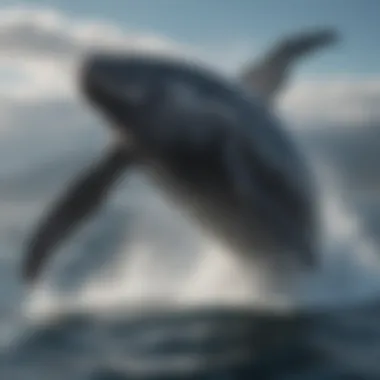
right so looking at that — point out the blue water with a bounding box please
[1,120,380,379]
[3,304,380,379]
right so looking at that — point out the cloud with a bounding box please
[0,5,252,100]
[0,6,181,59]
[0,6,180,100]
[281,77,380,128]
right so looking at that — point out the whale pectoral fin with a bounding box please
[240,29,339,101]
[23,144,135,284]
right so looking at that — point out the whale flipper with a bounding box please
[240,29,338,100]
[23,144,134,283]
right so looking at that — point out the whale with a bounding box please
[22,29,338,283]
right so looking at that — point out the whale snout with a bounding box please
[80,53,156,110]
[80,54,112,99]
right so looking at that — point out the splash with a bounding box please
[22,157,380,325]
[292,159,380,309]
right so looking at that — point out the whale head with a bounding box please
[80,53,247,156]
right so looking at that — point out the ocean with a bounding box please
[1,118,380,379]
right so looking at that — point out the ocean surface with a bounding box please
[1,118,380,379]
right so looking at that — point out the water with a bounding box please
[1,122,380,379]
[5,305,380,380]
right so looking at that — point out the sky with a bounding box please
[3,0,380,75]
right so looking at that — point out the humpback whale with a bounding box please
[23,29,338,283]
